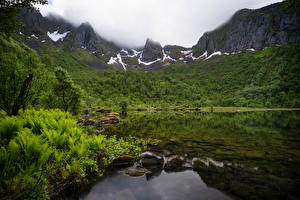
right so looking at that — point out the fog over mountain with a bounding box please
[38,0,283,48]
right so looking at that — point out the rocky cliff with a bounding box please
[18,8,75,35]
[140,39,164,62]
[192,1,300,56]
[65,22,119,53]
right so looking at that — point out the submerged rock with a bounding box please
[113,155,135,168]
[96,109,112,113]
[164,156,185,172]
[99,116,120,125]
[125,167,150,176]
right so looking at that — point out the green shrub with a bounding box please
[0,109,144,199]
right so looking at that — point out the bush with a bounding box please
[0,109,144,199]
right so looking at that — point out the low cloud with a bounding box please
[38,0,282,48]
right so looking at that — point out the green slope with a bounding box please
[4,34,300,109]
[67,43,300,108]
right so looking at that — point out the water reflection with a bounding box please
[100,111,300,200]
[79,170,231,200]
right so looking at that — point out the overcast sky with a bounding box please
[39,0,283,48]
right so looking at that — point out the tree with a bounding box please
[0,0,48,37]
[53,67,82,114]
[0,52,45,115]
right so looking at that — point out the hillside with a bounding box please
[69,43,300,109]
[192,1,300,56]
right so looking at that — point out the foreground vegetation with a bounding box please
[0,109,145,199]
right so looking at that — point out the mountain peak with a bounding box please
[145,38,162,48]
[140,38,163,63]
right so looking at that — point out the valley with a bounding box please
[0,0,299,199]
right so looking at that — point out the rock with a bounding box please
[77,118,95,126]
[84,119,95,126]
[140,152,164,168]
[164,156,185,172]
[108,112,119,117]
[99,116,120,125]
[140,38,163,63]
[83,108,91,115]
[96,109,112,113]
[77,118,84,125]
[125,167,150,176]
[113,155,135,168]
[193,160,209,170]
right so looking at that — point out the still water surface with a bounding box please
[68,111,300,200]
[78,170,231,200]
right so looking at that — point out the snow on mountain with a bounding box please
[47,30,70,42]
[117,53,127,70]
[138,58,162,66]
[162,50,176,62]
[205,51,222,60]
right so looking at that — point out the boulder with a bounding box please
[99,116,120,125]
[140,152,164,168]
[113,155,135,168]
[164,156,185,172]
[125,167,150,176]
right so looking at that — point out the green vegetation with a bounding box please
[62,43,299,109]
[0,36,48,115]
[0,109,144,199]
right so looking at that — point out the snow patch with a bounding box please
[117,53,127,71]
[138,58,161,66]
[108,57,118,65]
[231,51,241,55]
[185,51,207,60]
[121,49,128,55]
[205,51,222,60]
[127,49,142,58]
[47,30,70,42]
[247,48,255,51]
[41,40,46,43]
[181,50,192,55]
[19,32,23,35]
[107,54,127,70]
[31,34,38,39]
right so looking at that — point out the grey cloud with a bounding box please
[38,0,283,48]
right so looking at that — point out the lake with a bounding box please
[67,110,300,200]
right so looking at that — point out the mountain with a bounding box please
[19,8,75,35]
[192,1,300,56]
[16,1,300,71]
[17,8,120,70]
